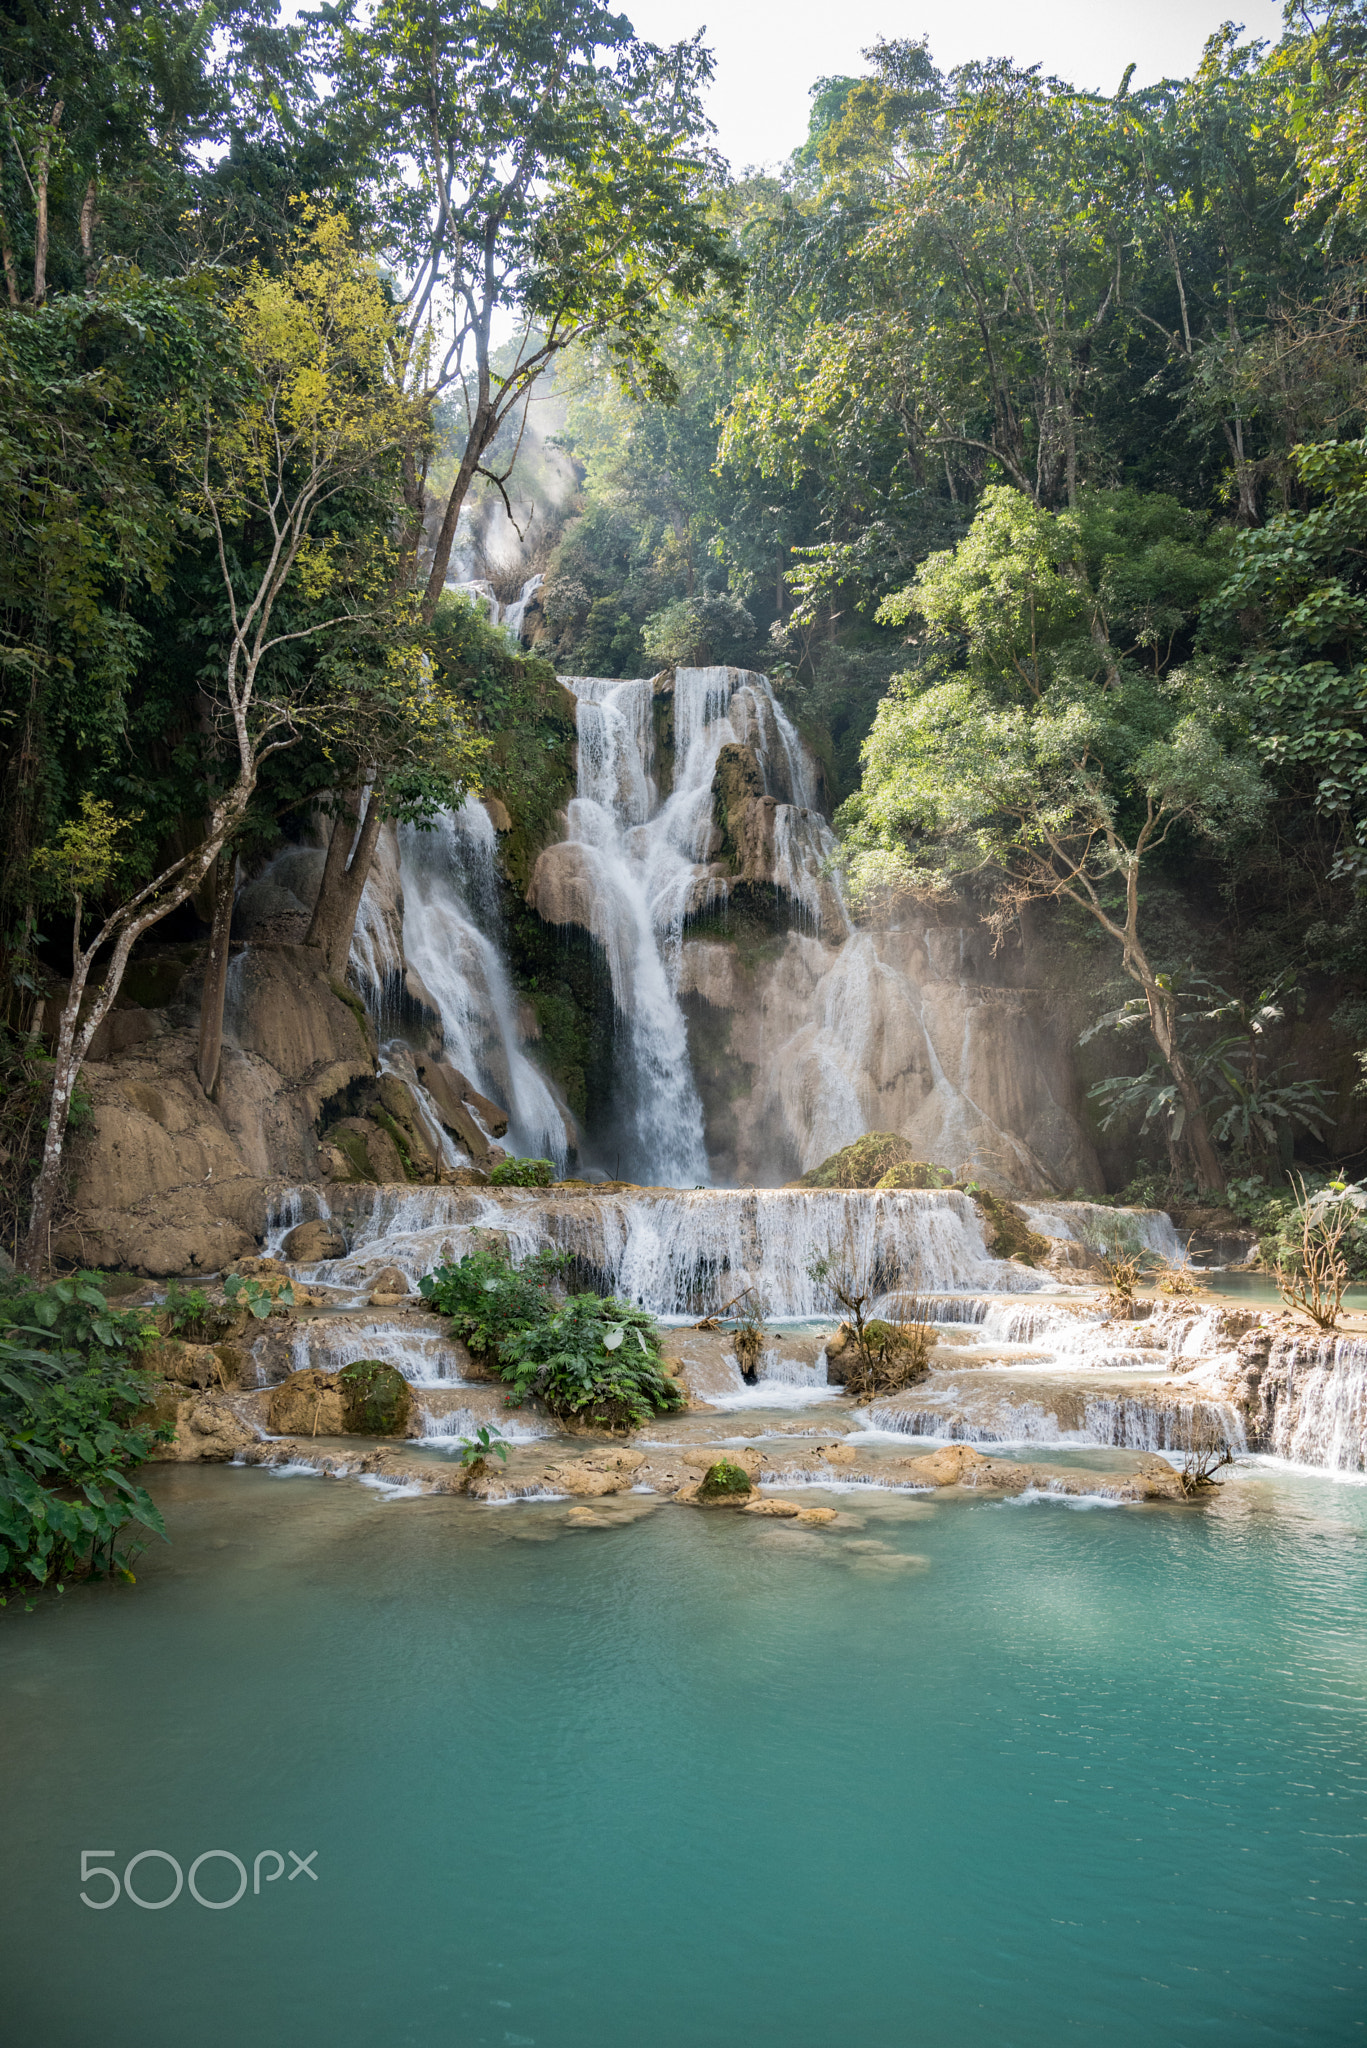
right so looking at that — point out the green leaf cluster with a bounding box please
[419,1247,682,1431]
[0,1274,168,1596]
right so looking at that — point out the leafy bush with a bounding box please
[489,1156,555,1188]
[0,1275,168,1598]
[224,1272,294,1318]
[419,1248,682,1431]
[798,1133,944,1189]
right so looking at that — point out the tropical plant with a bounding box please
[419,1246,569,1356]
[496,1295,679,1432]
[456,1425,509,1473]
[0,1275,167,1597]
[419,1248,681,1431]
[223,1273,293,1321]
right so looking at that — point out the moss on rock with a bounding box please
[797,1133,949,1190]
[338,1360,413,1435]
[970,1189,1052,1266]
[696,1457,754,1500]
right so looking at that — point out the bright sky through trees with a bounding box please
[624,0,1285,168]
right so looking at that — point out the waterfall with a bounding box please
[557,674,707,1185]
[551,665,842,1185]
[446,572,544,645]
[1261,1333,1367,1473]
[272,1184,1054,1310]
[398,799,569,1168]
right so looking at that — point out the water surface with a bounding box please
[2,1464,1365,2046]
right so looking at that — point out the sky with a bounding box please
[621,0,1287,170]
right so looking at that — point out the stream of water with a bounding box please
[3,1459,1363,2046]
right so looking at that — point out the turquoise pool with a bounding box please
[2,1461,1365,2046]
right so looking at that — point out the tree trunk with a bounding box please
[1143,984,1226,1196]
[420,405,496,625]
[196,851,237,1100]
[305,791,384,974]
[31,102,61,308]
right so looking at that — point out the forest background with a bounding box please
[4,0,1367,1267]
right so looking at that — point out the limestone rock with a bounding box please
[742,1497,802,1518]
[267,1368,349,1437]
[542,1448,645,1498]
[141,1337,226,1391]
[412,1055,509,1162]
[795,1507,837,1526]
[283,1219,347,1262]
[337,1359,413,1435]
[149,1392,260,1462]
[482,795,513,833]
[369,1264,410,1297]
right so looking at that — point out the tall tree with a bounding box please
[314,0,741,625]
[840,487,1264,1193]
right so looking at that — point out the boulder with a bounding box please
[323,1115,408,1184]
[267,1368,349,1437]
[542,1448,645,1498]
[283,1218,347,1262]
[148,1392,260,1462]
[141,1337,225,1391]
[338,1360,413,1435]
[695,1457,754,1502]
[742,1498,802,1518]
[795,1133,925,1189]
[413,1056,509,1143]
[369,1263,409,1295]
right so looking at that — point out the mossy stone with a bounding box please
[338,1360,413,1436]
[696,1458,753,1500]
[798,1133,946,1190]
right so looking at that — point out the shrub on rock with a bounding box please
[696,1457,754,1500]
[797,1134,952,1190]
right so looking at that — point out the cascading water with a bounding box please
[397,798,569,1167]
[446,572,545,644]
[553,665,843,1183]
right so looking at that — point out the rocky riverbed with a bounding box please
[131,1269,1367,1513]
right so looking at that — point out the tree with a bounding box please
[21,208,434,1273]
[838,486,1266,1194]
[1212,434,1367,881]
[314,0,741,625]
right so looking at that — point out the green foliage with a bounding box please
[432,595,577,890]
[1214,437,1367,881]
[223,1273,293,1320]
[642,593,756,668]
[158,1282,217,1345]
[797,1132,942,1188]
[419,1247,681,1431]
[696,1458,752,1499]
[488,1157,555,1189]
[456,1425,509,1472]
[0,1275,167,1597]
